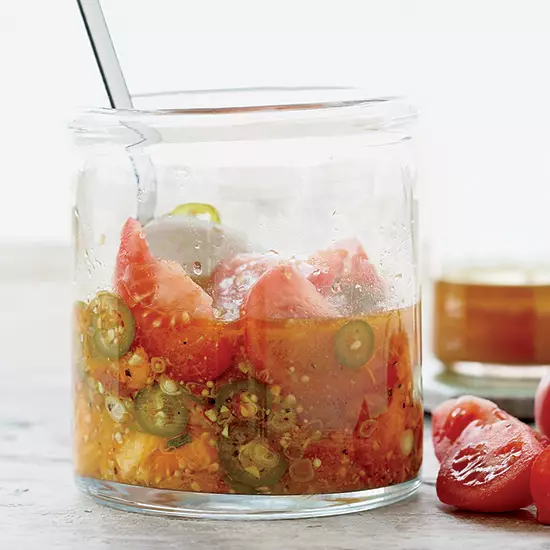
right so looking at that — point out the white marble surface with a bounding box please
[1,246,548,549]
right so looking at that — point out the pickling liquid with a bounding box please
[74,303,422,495]
[433,266,550,367]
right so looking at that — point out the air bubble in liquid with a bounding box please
[193,261,203,276]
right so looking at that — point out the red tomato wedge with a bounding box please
[242,264,337,387]
[535,372,550,439]
[210,252,280,320]
[115,218,239,383]
[436,418,543,512]
[116,218,213,320]
[243,264,339,320]
[531,446,550,524]
[431,396,506,462]
[305,239,384,297]
[302,248,347,294]
[243,265,368,429]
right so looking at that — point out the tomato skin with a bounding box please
[303,248,347,294]
[115,218,238,383]
[305,239,384,299]
[431,396,504,462]
[116,217,154,275]
[243,264,339,320]
[140,318,243,383]
[531,446,550,524]
[436,418,543,513]
[245,317,369,429]
[535,372,550,439]
[243,265,370,429]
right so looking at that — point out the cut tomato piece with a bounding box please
[436,418,543,512]
[243,264,339,320]
[210,252,280,320]
[116,218,213,320]
[535,372,550,439]
[535,433,550,448]
[338,238,383,287]
[431,396,507,462]
[115,218,239,383]
[531,446,550,524]
[303,248,347,294]
[303,239,385,313]
[243,265,374,429]
[298,435,358,492]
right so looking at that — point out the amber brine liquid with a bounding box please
[433,266,550,367]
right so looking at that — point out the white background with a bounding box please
[1,0,549,268]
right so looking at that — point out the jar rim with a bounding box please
[71,87,416,146]
[83,87,413,115]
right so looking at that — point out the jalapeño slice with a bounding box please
[134,384,189,438]
[334,320,375,369]
[218,424,287,489]
[170,202,221,224]
[89,292,135,359]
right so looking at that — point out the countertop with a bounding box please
[1,246,548,549]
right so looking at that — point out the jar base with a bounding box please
[423,356,541,419]
[444,361,548,380]
[75,475,421,520]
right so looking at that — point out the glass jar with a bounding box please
[71,89,422,519]
[430,164,550,383]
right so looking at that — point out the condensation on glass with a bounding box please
[71,89,422,519]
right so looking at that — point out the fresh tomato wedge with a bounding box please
[436,417,543,512]
[431,396,507,462]
[535,433,550,447]
[535,372,550,439]
[531,446,550,524]
[210,252,280,320]
[243,265,369,429]
[115,218,239,383]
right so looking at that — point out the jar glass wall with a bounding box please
[71,89,422,519]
